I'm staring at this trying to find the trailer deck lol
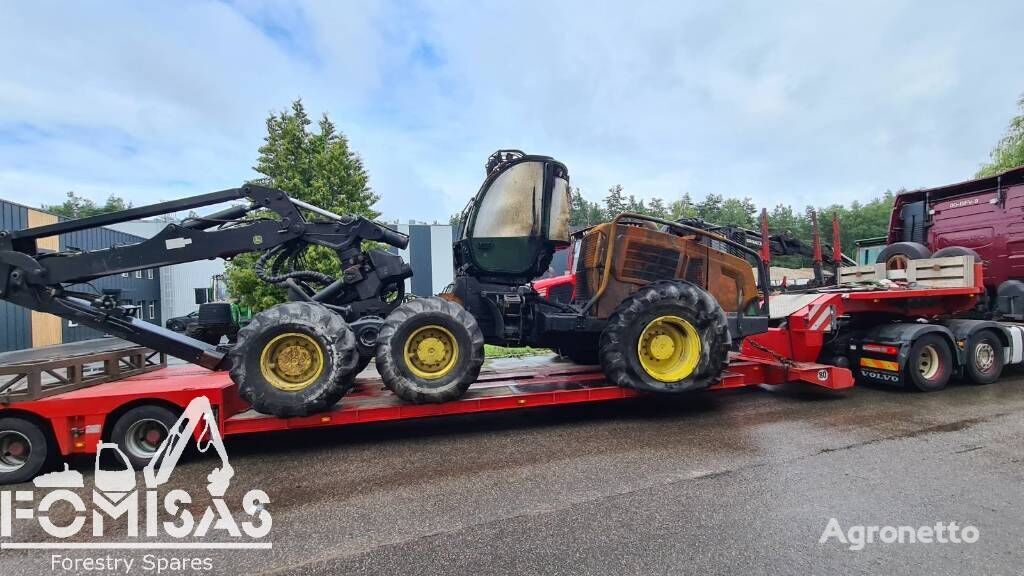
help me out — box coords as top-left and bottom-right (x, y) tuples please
(7, 350), (853, 460)
(1, 258), (1011, 484)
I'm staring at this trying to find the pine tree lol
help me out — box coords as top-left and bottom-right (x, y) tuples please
(226, 99), (380, 310)
(647, 197), (668, 219)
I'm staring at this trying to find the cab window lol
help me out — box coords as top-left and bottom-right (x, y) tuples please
(471, 161), (544, 238)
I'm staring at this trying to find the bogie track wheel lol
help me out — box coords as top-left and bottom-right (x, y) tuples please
(376, 297), (484, 403)
(229, 302), (359, 417)
(600, 280), (730, 393)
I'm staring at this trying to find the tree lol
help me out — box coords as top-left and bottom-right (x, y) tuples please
(647, 197), (668, 219)
(669, 193), (698, 220)
(696, 193), (724, 223)
(716, 197), (757, 228)
(569, 187), (605, 227)
(42, 191), (132, 219)
(978, 94), (1024, 177)
(225, 99), (380, 311)
(604, 184), (627, 216)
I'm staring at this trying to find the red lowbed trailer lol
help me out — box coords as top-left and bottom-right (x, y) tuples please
(3, 257), (1021, 485)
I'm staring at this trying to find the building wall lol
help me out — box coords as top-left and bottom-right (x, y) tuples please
(106, 221), (226, 323)
(160, 258), (224, 321)
(58, 226), (162, 343)
(388, 223), (454, 296)
(25, 209), (62, 347)
(0, 200), (30, 352)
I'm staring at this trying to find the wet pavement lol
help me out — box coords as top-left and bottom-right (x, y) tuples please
(3, 357), (1024, 575)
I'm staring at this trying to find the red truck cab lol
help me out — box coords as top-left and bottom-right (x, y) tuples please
(884, 165), (1024, 317)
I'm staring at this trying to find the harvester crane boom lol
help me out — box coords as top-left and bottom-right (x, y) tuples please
(0, 183), (412, 370)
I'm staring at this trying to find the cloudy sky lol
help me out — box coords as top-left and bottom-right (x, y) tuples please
(1, 1), (1022, 222)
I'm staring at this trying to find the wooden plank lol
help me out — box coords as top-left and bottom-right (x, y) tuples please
(30, 311), (62, 347)
(839, 264), (882, 283)
(907, 256), (972, 287)
(26, 208), (59, 252)
(838, 255), (973, 288)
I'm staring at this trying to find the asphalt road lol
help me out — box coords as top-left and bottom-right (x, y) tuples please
(4, 357), (1024, 575)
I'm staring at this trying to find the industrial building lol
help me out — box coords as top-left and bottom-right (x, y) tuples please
(106, 221), (226, 328)
(387, 222), (455, 296)
(0, 198), (161, 352)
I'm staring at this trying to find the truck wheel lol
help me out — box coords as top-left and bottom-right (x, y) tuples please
(905, 334), (952, 392)
(876, 242), (931, 271)
(932, 246), (981, 262)
(376, 297), (484, 403)
(229, 302), (359, 417)
(109, 405), (178, 469)
(0, 417), (49, 484)
(600, 280), (729, 393)
(964, 329), (1004, 385)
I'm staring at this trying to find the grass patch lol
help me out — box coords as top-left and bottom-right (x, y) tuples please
(484, 344), (549, 358)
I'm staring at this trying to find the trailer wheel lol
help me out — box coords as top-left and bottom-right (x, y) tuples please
(230, 302), (359, 417)
(876, 242), (931, 271)
(0, 417), (49, 484)
(109, 405), (178, 469)
(376, 297), (484, 403)
(964, 329), (1004, 385)
(932, 246), (981, 262)
(905, 334), (953, 392)
(600, 281), (729, 393)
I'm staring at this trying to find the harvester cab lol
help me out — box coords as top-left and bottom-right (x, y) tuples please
(454, 150), (572, 284)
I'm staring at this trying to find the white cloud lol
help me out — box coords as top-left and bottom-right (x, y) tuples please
(0, 0), (1022, 222)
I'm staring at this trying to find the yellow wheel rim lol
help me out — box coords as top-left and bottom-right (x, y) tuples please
(637, 315), (701, 382)
(259, 332), (325, 392)
(404, 325), (459, 380)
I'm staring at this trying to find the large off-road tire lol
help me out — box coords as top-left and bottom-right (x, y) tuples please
(904, 334), (953, 392)
(109, 404), (179, 469)
(932, 246), (981, 262)
(229, 302), (359, 417)
(376, 297), (484, 403)
(876, 242), (931, 270)
(599, 280), (730, 393)
(0, 417), (49, 485)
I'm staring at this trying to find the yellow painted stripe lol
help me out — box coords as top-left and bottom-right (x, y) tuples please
(860, 357), (899, 372)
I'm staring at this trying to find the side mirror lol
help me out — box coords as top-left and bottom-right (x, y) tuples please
(194, 288), (208, 305)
